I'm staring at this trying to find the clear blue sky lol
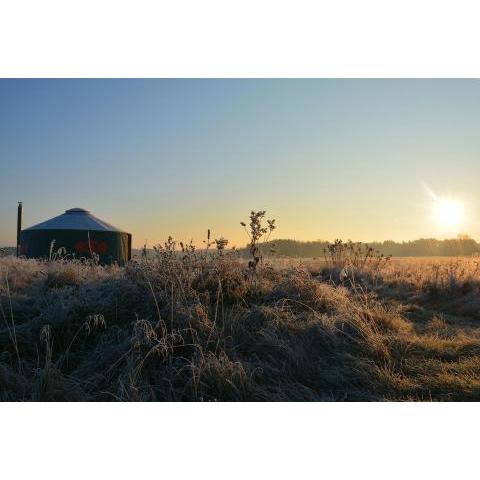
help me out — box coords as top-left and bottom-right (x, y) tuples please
(1, 79), (479, 247)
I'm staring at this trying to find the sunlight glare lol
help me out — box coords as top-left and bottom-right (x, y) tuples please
(434, 198), (464, 229)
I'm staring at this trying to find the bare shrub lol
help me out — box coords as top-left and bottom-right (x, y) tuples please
(241, 210), (276, 275)
(323, 239), (391, 272)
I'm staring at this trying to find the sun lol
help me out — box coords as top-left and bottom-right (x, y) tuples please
(434, 198), (464, 229)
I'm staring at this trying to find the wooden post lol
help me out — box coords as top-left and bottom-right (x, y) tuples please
(16, 202), (22, 257)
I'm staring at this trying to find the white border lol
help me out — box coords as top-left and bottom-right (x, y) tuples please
(1, 0), (480, 77)
(1, 403), (478, 479)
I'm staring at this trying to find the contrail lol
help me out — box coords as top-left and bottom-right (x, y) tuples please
(421, 181), (438, 201)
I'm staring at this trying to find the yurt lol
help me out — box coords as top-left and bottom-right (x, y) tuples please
(20, 208), (132, 265)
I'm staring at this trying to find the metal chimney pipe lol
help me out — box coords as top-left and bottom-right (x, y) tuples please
(16, 202), (22, 257)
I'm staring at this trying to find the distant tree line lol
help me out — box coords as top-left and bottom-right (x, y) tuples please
(253, 236), (480, 258)
(5, 235), (479, 259)
(0, 246), (16, 257)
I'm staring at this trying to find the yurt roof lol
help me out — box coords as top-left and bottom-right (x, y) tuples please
(23, 208), (128, 233)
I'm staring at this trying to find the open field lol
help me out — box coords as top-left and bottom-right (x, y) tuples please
(1, 250), (480, 401)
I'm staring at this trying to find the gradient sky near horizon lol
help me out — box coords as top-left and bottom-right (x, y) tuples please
(1, 79), (479, 247)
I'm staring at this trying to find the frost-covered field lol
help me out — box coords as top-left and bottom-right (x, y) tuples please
(2, 248), (480, 401)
